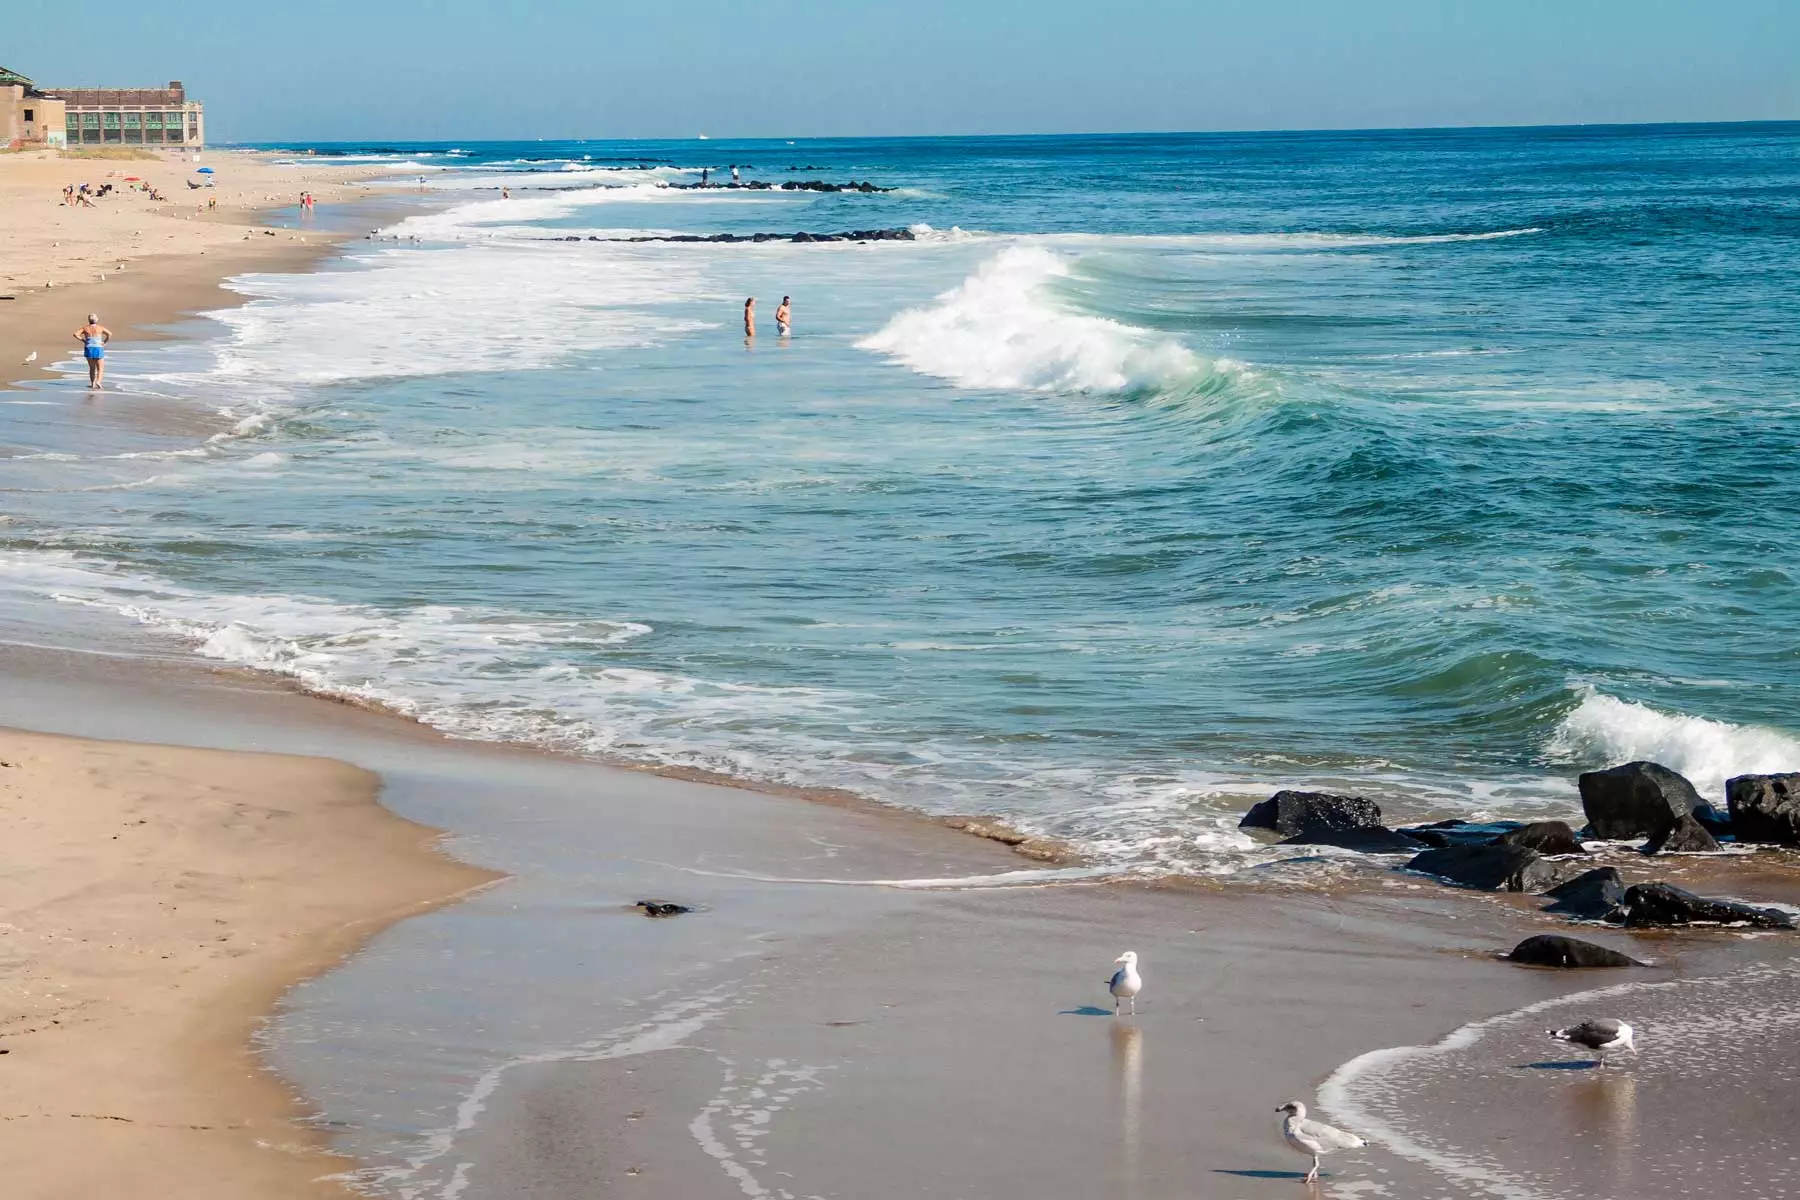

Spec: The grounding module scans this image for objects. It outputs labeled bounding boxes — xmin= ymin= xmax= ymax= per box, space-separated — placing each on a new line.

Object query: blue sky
xmin=9 ymin=0 xmax=1798 ymax=141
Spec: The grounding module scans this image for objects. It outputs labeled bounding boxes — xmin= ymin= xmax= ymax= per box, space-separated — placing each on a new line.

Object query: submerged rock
xmin=1726 ymin=773 xmax=1800 ymax=846
xmin=1240 ymin=790 xmax=1381 ymax=838
xmin=1404 ymin=844 xmax=1575 ymax=892
xmin=1398 ymin=820 xmax=1520 ymax=849
xmin=1578 ymin=761 xmax=1704 ymax=840
xmin=1642 ymin=812 xmax=1722 ymax=854
xmin=1507 ymin=934 xmax=1643 ymax=968
xmin=1609 ymin=883 xmax=1796 ymax=929
xmin=1279 ymin=826 xmax=1427 ymax=854
xmin=1541 ymin=866 xmax=1626 ymax=919
xmin=1493 ymin=820 xmax=1588 ymax=857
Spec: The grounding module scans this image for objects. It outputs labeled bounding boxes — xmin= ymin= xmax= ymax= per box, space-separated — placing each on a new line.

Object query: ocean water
xmin=4 ymin=125 xmax=1800 ymax=874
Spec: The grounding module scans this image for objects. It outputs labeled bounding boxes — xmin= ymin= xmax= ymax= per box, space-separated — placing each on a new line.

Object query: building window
xmin=123 ymin=112 xmax=141 ymax=127
xmin=101 ymin=111 xmax=119 ymax=127
xmin=146 ymin=112 xmax=164 ymax=129
xmin=22 ymin=108 xmax=32 ymax=121
xmin=80 ymin=111 xmax=98 ymax=127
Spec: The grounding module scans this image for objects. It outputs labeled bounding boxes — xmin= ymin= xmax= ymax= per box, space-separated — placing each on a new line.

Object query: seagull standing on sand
xmin=1547 ymin=1019 xmax=1636 ymax=1069
xmin=1108 ymin=951 xmax=1142 ymax=1016
xmin=22 ymin=351 xmax=36 ymax=365
xmin=1276 ymin=1101 xmax=1366 ymax=1183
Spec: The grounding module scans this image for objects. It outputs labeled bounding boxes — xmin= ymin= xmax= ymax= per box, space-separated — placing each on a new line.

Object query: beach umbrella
xmin=194 ymin=166 xmax=215 ymax=174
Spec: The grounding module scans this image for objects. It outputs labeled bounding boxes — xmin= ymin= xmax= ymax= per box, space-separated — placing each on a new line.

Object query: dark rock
xmin=1405 ymin=843 xmax=1576 ymax=892
xmin=1240 ymin=790 xmax=1381 ymax=838
xmin=1642 ymin=812 xmax=1721 ymax=854
xmin=635 ymin=900 xmax=693 ymax=918
xmin=1726 ymin=773 xmax=1800 ymax=846
xmin=1578 ymin=761 xmax=1704 ymax=840
xmin=1506 ymin=934 xmax=1643 ymax=968
xmin=1279 ymin=826 xmax=1428 ymax=854
xmin=1494 ymin=820 xmax=1588 ymax=857
xmin=1610 ymin=882 xmax=1796 ymax=929
xmin=1542 ymin=867 xmax=1626 ymax=919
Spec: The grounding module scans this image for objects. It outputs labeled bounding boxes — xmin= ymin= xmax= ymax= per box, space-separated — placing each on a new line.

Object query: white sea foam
xmin=1545 ymin=687 xmax=1800 ymax=799
xmin=858 ymin=245 xmax=1243 ymax=394
xmin=181 ymin=238 xmax=707 ymax=391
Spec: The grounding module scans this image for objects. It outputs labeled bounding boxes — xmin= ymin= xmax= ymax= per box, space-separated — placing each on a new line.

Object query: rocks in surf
xmin=1493 ymin=820 xmax=1588 ymax=857
xmin=1506 ymin=934 xmax=1642 ymax=968
xmin=1404 ymin=843 xmax=1577 ymax=892
xmin=1607 ymin=882 xmax=1795 ymax=929
xmin=1577 ymin=760 xmax=1706 ymax=840
xmin=1541 ymin=866 xmax=1627 ymax=919
xmin=1239 ymin=790 xmax=1381 ymax=838
xmin=1726 ymin=773 xmax=1800 ymax=845
xmin=1642 ymin=811 xmax=1722 ymax=854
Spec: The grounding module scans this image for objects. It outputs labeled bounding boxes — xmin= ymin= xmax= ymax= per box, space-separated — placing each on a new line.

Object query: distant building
xmin=0 ymin=66 xmax=67 ymax=149
xmin=51 ymin=79 xmax=205 ymax=149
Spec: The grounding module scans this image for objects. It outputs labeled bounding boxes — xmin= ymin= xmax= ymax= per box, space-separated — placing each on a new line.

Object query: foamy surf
xmin=1545 ymin=688 xmax=1800 ymax=799
xmin=858 ymin=244 xmax=1247 ymax=395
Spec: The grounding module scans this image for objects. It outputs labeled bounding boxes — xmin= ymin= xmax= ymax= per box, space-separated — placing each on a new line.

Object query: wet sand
xmin=0 ymin=724 xmax=495 ymax=1199
xmin=6 ymin=628 xmax=1799 ymax=1199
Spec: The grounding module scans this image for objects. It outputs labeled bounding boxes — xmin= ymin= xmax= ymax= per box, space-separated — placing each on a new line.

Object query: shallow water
xmin=1324 ymin=958 xmax=1800 ymax=1199
xmin=3 ymin=126 xmax=1799 ymax=873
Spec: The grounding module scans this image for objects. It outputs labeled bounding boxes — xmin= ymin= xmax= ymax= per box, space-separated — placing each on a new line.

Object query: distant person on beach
xmin=73 ymin=313 xmax=111 ymax=390
xmin=701 ymin=167 xmax=709 ymax=186
xmin=744 ymin=297 xmax=756 ymax=337
xmin=502 ymin=186 xmax=511 ymax=200
xmin=775 ymin=296 xmax=791 ymax=337
xmin=731 ymin=165 xmax=740 ymax=184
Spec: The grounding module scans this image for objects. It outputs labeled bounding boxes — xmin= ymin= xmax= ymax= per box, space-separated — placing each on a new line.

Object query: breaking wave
xmin=857 ymin=245 xmax=1251 ymax=395
xmin=1544 ymin=688 xmax=1800 ymax=799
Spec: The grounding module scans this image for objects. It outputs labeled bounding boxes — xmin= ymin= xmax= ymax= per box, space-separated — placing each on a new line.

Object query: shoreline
xmin=0 ymin=148 xmax=398 ymax=392
xmin=0 ymin=723 xmax=498 ymax=1199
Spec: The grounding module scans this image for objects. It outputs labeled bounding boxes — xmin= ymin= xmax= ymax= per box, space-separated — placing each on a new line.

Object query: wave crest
xmin=857 ymin=245 xmax=1245 ymax=395
xmin=1545 ymin=688 xmax=1800 ymax=799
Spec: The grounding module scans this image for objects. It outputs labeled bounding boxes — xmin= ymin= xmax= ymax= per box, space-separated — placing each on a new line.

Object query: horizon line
xmin=218 ymin=116 xmax=1800 ymax=147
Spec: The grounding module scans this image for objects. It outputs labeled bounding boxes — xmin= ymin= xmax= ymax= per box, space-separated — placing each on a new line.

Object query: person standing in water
xmin=73 ymin=313 xmax=111 ymax=390
xmin=743 ymin=297 xmax=757 ymax=338
xmin=775 ymin=296 xmax=791 ymax=337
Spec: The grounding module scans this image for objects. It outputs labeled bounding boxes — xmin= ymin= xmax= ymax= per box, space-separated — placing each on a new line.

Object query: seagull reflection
xmin=1112 ymin=1021 xmax=1143 ymax=1193
xmin=1570 ymin=1069 xmax=1638 ymax=1190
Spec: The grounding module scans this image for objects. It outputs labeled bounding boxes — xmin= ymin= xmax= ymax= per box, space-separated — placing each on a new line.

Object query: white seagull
xmin=1108 ymin=951 xmax=1142 ymax=1016
xmin=1276 ymin=1100 xmax=1366 ymax=1183
xmin=1547 ymin=1019 xmax=1636 ymax=1069
xmin=22 ymin=351 xmax=37 ymax=364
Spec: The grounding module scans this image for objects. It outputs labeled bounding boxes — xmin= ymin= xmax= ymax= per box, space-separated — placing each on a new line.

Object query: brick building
xmin=0 ymin=66 xmax=67 ymax=149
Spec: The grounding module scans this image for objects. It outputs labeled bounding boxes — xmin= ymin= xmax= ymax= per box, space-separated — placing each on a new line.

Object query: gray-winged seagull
xmin=1276 ymin=1100 xmax=1366 ymax=1183
xmin=1547 ymin=1018 xmax=1636 ymax=1068
xmin=1108 ymin=951 xmax=1141 ymax=1016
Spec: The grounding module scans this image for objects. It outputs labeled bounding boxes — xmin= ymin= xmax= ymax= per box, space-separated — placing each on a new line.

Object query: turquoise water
xmin=4 ymin=125 xmax=1799 ymax=872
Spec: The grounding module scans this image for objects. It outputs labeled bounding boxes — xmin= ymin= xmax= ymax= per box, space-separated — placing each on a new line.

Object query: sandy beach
xmin=0 ymin=725 xmax=495 ymax=1199
xmin=0 ymin=148 xmax=391 ymax=387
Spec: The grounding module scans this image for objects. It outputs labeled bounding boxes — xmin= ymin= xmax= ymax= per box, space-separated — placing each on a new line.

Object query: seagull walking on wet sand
xmin=1108 ymin=951 xmax=1142 ymax=1015
xmin=1547 ymin=1019 xmax=1636 ymax=1069
xmin=22 ymin=351 xmax=37 ymax=365
xmin=1276 ymin=1101 xmax=1366 ymax=1183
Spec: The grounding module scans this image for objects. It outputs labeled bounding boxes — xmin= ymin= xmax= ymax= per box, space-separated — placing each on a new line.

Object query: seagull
xmin=1547 ymin=1019 xmax=1636 ymax=1069
xmin=22 ymin=351 xmax=36 ymax=364
xmin=1108 ymin=951 xmax=1142 ymax=1016
xmin=1276 ymin=1101 xmax=1366 ymax=1183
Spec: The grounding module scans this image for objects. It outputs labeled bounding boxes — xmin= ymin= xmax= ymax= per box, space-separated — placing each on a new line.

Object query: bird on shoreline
xmin=1108 ymin=950 xmax=1142 ymax=1015
xmin=22 ymin=351 xmax=36 ymax=365
xmin=1546 ymin=1019 xmax=1636 ymax=1069
xmin=1276 ymin=1101 xmax=1366 ymax=1183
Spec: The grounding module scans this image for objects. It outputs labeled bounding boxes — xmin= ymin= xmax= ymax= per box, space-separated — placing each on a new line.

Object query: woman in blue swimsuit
xmin=74 ymin=313 xmax=110 ymax=390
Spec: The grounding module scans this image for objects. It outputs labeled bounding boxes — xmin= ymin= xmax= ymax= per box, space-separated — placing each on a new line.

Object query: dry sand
xmin=0 ymin=148 xmax=395 ymax=386
xmin=0 ymin=726 xmax=497 ymax=1199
